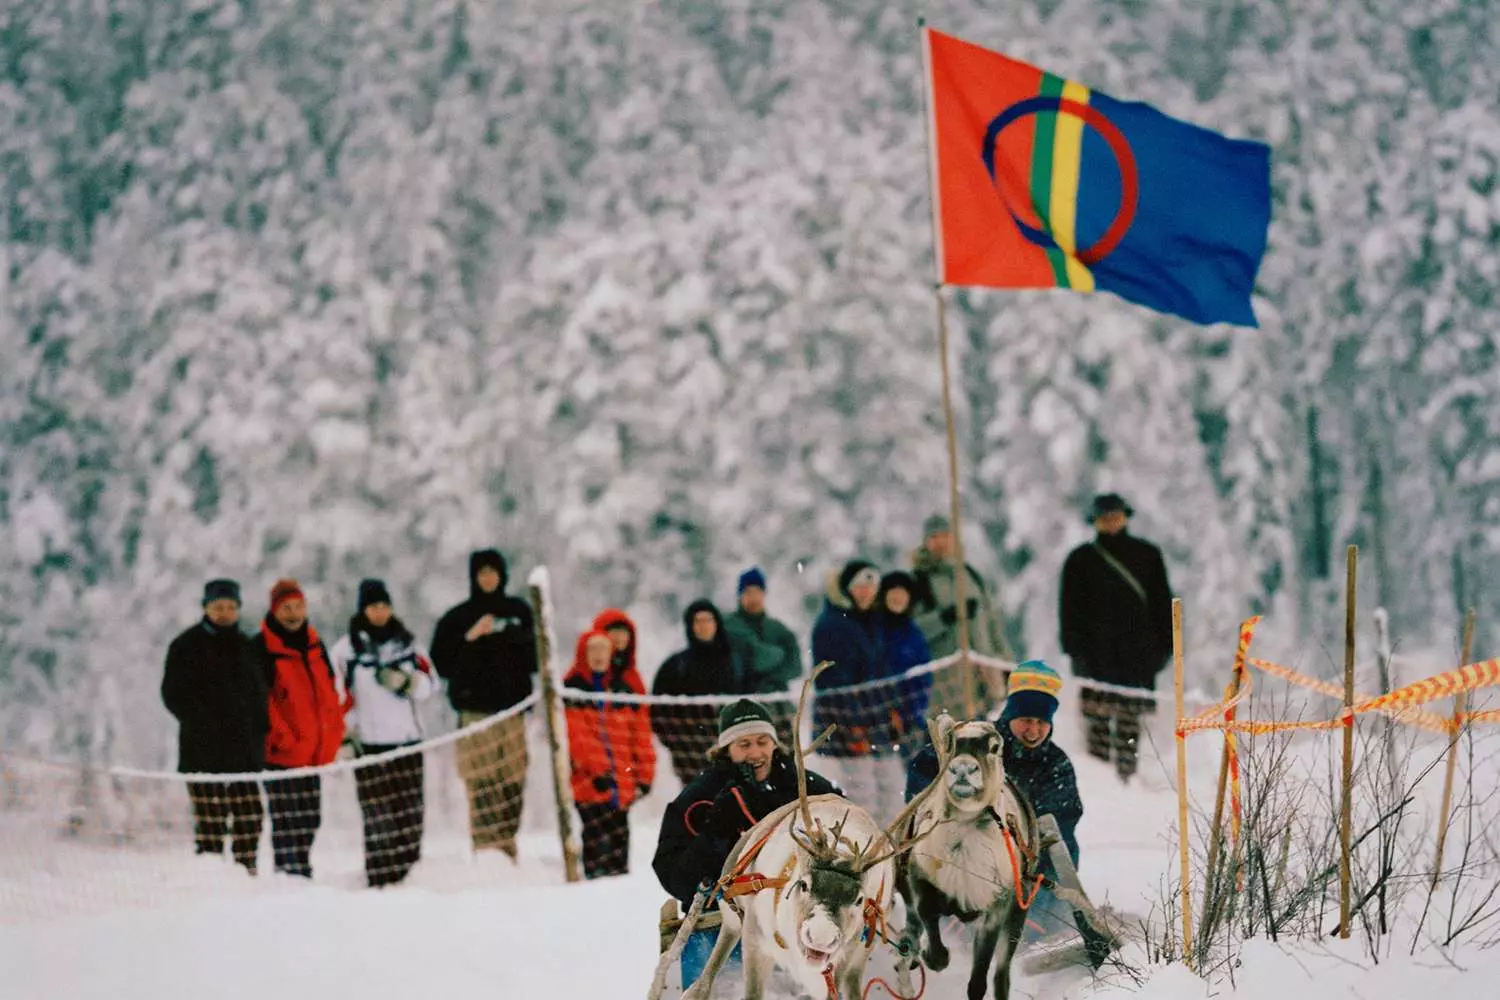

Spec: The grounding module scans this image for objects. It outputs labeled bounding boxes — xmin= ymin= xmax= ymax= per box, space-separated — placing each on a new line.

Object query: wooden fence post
xmin=529 ymin=567 xmax=583 ymax=883
xmin=1431 ymin=608 xmax=1477 ymax=887
xmin=1173 ymin=598 xmax=1193 ymax=969
xmin=1338 ymin=545 xmax=1358 ymax=939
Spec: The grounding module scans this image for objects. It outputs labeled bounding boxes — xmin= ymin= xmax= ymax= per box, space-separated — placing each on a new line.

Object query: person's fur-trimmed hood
xmin=824 ymin=568 xmax=852 ymax=609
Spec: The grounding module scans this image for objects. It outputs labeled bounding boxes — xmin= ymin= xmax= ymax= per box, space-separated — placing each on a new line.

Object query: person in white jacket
xmin=331 ymin=579 xmax=437 ymax=887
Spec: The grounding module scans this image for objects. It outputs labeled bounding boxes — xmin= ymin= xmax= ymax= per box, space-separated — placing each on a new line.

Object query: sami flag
xmin=922 ymin=27 xmax=1271 ymax=327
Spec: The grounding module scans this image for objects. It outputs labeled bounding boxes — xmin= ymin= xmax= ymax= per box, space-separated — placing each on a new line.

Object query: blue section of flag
xmin=1078 ymin=92 xmax=1271 ymax=327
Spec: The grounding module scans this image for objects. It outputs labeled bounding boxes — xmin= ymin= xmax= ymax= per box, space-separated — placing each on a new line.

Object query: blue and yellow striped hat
xmin=1002 ymin=660 xmax=1063 ymax=723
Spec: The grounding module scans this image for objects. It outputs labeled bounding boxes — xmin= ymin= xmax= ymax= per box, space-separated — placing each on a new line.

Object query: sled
xmin=1016 ymin=814 xmax=1134 ymax=974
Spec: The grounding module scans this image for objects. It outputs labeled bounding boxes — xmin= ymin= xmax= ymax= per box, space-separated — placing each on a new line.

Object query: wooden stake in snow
xmin=529 ymin=567 xmax=583 ymax=884
xmin=1338 ymin=545 xmax=1358 ymax=940
xmin=1173 ymin=598 xmax=1194 ymax=970
xmin=1431 ymin=607 xmax=1477 ymax=888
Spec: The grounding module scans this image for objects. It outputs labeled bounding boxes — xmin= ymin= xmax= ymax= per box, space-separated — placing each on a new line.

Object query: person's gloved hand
xmin=376 ymin=665 xmax=412 ymax=694
xmin=592 ymin=774 xmax=614 ymax=793
xmin=706 ymin=785 xmax=754 ymax=839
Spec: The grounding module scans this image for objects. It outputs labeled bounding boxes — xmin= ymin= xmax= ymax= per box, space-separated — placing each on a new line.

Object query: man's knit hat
xmin=738 ymin=567 xmax=768 ymax=594
xmin=202 ymin=578 xmax=241 ymax=607
xmin=357 ymin=578 xmax=392 ymax=611
xmin=269 ymin=578 xmax=305 ymax=613
xmin=711 ymin=699 xmax=779 ymax=755
xmin=1001 ymin=659 xmax=1063 ymax=724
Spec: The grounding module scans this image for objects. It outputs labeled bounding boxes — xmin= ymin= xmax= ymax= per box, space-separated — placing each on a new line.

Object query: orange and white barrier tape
xmin=1179 ymin=656 xmax=1500 ymax=737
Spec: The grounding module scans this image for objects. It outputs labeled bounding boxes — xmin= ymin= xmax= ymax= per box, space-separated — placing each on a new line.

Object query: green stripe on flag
xmin=1029 ymin=73 xmax=1070 ymax=288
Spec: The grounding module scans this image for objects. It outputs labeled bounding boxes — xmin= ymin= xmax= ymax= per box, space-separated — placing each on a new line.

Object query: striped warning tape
xmin=1180 ymin=656 xmax=1500 ymax=736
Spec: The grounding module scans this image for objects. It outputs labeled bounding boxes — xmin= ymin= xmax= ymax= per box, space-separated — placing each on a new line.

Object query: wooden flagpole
xmin=1431 ymin=607 xmax=1476 ymax=887
xmin=919 ymin=19 xmax=975 ymax=718
xmin=918 ymin=19 xmax=975 ymax=715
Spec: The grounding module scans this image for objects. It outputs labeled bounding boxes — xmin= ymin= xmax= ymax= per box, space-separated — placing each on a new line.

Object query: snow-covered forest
xmin=2 ymin=0 xmax=1497 ymax=767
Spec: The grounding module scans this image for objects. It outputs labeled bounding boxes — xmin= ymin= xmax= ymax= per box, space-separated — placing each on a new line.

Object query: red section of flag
xmin=924 ymin=27 xmax=1055 ymax=287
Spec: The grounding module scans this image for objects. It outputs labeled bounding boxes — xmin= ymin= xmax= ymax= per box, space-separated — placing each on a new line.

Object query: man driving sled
xmin=653 ymin=699 xmax=841 ymax=986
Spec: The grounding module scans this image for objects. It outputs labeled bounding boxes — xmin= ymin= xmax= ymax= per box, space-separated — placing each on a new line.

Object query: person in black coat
xmin=431 ymin=549 xmax=537 ymax=856
xmin=654 ymin=699 xmax=841 ymax=905
xmin=1058 ymin=493 xmax=1174 ymax=781
xmin=161 ymin=579 xmax=268 ymax=874
xmin=651 ymin=599 xmax=744 ymax=785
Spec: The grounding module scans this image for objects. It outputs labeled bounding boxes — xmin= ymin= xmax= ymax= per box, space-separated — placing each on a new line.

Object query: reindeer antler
xmin=853 ymin=713 xmax=958 ymax=871
xmin=791 ymin=661 xmax=837 ymax=859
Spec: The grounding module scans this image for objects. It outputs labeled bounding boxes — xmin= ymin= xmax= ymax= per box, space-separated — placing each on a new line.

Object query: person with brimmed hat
xmin=161 ymin=578 xmax=268 ymax=874
xmin=909 ymin=513 xmax=1014 ymax=719
xmin=330 ymin=578 xmax=437 ymax=887
xmin=903 ymin=660 xmax=1095 ymax=959
xmin=1060 ymin=492 xmax=1174 ymax=782
xmin=652 ymin=698 xmax=842 ymax=985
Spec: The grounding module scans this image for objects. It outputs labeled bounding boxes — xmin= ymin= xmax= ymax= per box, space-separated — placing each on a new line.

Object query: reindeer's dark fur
xmin=900 ymin=716 xmax=1038 ymax=1000
xmin=810 ymin=860 xmax=864 ymax=913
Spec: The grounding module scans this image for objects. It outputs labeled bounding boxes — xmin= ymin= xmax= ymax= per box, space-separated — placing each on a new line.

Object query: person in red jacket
xmin=592 ymin=608 xmax=638 ymax=674
xmin=251 ymin=578 xmax=347 ymax=878
xmin=564 ymin=628 xmax=655 ymax=879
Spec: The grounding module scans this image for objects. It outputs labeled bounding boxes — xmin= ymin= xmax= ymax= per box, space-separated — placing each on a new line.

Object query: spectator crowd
xmin=161 ymin=496 xmax=1173 ymax=884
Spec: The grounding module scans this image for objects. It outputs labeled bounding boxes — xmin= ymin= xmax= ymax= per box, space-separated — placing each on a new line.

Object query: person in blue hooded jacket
xmin=810 ymin=559 xmax=904 ymax=822
xmin=878 ymin=571 xmax=934 ymax=761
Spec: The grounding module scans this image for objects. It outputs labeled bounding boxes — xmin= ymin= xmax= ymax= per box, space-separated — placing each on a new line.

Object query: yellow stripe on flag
xmin=1051 ymin=81 xmax=1095 ymax=292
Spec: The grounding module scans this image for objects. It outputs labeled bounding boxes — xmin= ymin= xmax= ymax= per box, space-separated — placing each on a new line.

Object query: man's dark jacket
xmin=162 ymin=619 xmax=269 ymax=773
xmin=653 ymin=751 xmax=840 ymax=905
xmin=1059 ymin=530 xmax=1173 ymax=688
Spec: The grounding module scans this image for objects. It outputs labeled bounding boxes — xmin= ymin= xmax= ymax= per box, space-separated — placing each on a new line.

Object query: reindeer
xmin=681 ymin=668 xmax=941 ymax=1000
xmin=900 ymin=713 xmax=1039 ymax=1000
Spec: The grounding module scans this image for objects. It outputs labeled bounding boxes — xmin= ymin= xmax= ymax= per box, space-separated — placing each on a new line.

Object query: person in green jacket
xmin=721 ymin=568 xmax=803 ymax=692
xmin=721 ymin=567 xmax=803 ymax=746
xmin=910 ymin=514 xmax=1015 ymax=719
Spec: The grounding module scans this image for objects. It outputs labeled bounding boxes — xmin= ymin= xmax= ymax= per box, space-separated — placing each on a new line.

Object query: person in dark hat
xmin=1060 ymin=493 xmax=1174 ymax=782
xmin=161 ymin=579 xmax=268 ymax=874
xmin=722 ymin=566 xmax=803 ymax=746
xmin=430 ymin=549 xmax=537 ymax=857
xmin=878 ymin=570 xmax=934 ymax=760
xmin=652 ymin=699 xmax=842 ymax=985
xmin=722 ymin=566 xmax=804 ymax=694
xmin=330 ymin=578 xmax=437 ymax=887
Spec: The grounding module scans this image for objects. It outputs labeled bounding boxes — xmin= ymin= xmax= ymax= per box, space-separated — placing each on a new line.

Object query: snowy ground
xmin=3 ymin=688 xmax=1497 ymax=999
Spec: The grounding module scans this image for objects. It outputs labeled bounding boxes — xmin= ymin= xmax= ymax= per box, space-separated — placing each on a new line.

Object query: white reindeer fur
xmin=682 ymin=793 xmax=895 ymax=1000
xmin=908 ymin=721 xmax=1025 ymax=910
xmin=901 ymin=717 xmax=1034 ymax=1000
